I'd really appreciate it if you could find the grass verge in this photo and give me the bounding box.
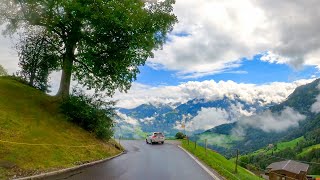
[181,140,260,180]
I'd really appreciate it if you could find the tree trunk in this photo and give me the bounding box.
[29,71,35,87]
[56,44,75,98]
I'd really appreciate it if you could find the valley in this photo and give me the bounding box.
[116,79,320,176]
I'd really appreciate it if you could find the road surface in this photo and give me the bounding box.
[45,140,218,180]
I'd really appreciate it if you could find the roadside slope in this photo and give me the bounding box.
[0,77,121,179]
[181,140,259,180]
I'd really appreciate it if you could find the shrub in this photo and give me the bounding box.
[60,89,115,140]
[175,132,186,139]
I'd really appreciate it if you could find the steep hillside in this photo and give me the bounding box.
[0,77,121,179]
[201,78,320,156]
[237,130,320,175]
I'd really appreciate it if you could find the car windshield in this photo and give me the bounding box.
[154,133,164,137]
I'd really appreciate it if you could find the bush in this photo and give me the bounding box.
[60,89,115,140]
[175,132,186,139]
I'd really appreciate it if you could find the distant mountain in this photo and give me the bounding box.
[116,96,270,138]
[119,103,173,119]
[199,79,320,156]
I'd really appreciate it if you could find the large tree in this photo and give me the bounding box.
[0,0,177,98]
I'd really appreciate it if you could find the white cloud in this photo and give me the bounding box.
[184,107,229,131]
[1,0,320,79]
[234,107,306,134]
[148,0,320,78]
[174,102,256,132]
[114,79,314,109]
[150,0,268,78]
[260,51,290,65]
[311,95,320,113]
[116,111,139,126]
[140,116,155,124]
[311,84,320,113]
[253,0,320,69]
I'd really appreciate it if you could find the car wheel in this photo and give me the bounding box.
[146,139,148,144]
[161,141,164,144]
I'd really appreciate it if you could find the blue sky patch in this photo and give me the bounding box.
[137,55,319,86]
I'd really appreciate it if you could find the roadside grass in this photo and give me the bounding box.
[0,77,121,179]
[181,140,260,180]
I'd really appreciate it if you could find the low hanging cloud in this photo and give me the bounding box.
[116,111,139,126]
[175,102,255,132]
[114,79,314,109]
[310,84,320,113]
[233,107,306,134]
[184,107,230,131]
[140,116,155,124]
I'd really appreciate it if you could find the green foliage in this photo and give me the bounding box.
[0,64,8,76]
[60,89,115,139]
[175,132,186,139]
[16,30,60,92]
[0,0,177,97]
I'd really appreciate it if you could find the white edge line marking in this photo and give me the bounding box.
[178,145,222,180]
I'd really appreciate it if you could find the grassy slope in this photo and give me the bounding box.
[0,77,121,179]
[230,137,305,162]
[245,136,305,157]
[275,136,304,152]
[299,144,320,156]
[181,140,259,180]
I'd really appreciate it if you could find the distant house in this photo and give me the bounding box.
[268,144,274,149]
[266,160,309,180]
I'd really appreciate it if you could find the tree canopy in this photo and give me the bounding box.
[16,30,60,92]
[0,0,177,97]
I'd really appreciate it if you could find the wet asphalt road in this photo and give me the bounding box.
[45,140,214,180]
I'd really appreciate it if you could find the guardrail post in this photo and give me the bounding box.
[235,149,239,173]
[205,139,207,156]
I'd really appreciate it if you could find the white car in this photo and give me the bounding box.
[146,132,165,144]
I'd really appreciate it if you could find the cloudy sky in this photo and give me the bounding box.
[0,0,320,109]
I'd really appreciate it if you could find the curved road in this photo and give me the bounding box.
[46,140,217,180]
